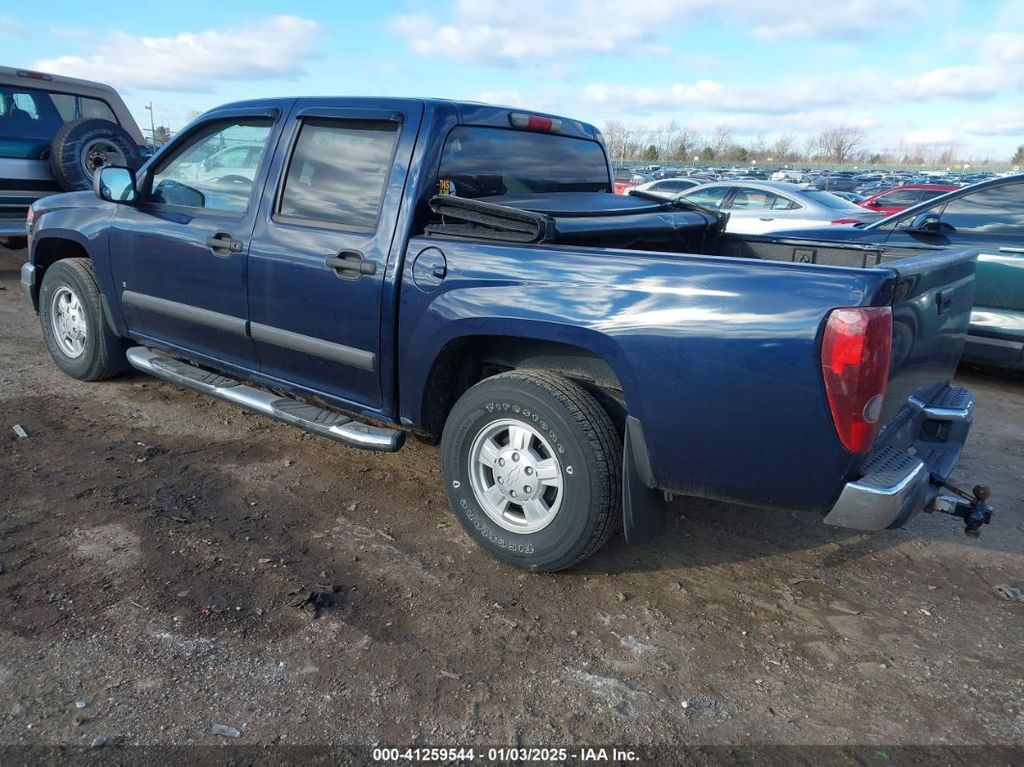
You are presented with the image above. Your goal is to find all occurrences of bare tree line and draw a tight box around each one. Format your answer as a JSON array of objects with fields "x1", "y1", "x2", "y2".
[{"x1": 602, "y1": 120, "x2": 1002, "y2": 167}]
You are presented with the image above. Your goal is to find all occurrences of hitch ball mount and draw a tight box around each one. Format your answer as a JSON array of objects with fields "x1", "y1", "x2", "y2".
[{"x1": 928, "y1": 478, "x2": 993, "y2": 538}]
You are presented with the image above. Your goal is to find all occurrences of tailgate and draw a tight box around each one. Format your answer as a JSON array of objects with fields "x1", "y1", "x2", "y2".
[
  {"x1": 825, "y1": 246, "x2": 993, "y2": 537},
  {"x1": 875, "y1": 246, "x2": 977, "y2": 428}
]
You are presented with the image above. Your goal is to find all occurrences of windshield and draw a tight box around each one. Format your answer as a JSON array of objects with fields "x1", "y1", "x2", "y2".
[{"x1": 437, "y1": 126, "x2": 611, "y2": 198}]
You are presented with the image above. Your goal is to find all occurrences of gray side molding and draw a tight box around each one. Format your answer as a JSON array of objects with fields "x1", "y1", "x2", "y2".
[
  {"x1": 121, "y1": 291, "x2": 247, "y2": 336},
  {"x1": 250, "y1": 322, "x2": 376, "y2": 372}
]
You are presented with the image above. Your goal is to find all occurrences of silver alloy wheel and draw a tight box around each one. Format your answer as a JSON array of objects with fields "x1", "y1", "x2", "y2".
[
  {"x1": 468, "y1": 418, "x2": 564, "y2": 534},
  {"x1": 81, "y1": 138, "x2": 127, "y2": 179},
  {"x1": 50, "y1": 285, "x2": 88, "y2": 358}
]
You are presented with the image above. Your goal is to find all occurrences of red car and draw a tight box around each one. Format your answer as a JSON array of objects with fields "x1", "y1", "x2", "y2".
[{"x1": 857, "y1": 184, "x2": 958, "y2": 216}]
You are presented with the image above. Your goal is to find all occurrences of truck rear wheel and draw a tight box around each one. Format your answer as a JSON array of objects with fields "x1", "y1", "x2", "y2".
[
  {"x1": 441, "y1": 370, "x2": 621, "y2": 571},
  {"x1": 39, "y1": 258, "x2": 127, "y2": 381}
]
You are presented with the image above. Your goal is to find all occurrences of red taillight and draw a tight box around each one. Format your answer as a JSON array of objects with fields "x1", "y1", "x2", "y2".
[
  {"x1": 509, "y1": 112, "x2": 562, "y2": 132},
  {"x1": 830, "y1": 218, "x2": 863, "y2": 225},
  {"x1": 821, "y1": 307, "x2": 892, "y2": 453}
]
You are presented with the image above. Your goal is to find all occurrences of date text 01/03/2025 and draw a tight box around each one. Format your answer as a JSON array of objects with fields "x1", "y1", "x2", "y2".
[{"x1": 371, "y1": 746, "x2": 640, "y2": 762}]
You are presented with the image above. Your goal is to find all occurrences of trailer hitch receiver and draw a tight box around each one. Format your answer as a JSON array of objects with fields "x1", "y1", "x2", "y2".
[{"x1": 929, "y1": 478, "x2": 994, "y2": 538}]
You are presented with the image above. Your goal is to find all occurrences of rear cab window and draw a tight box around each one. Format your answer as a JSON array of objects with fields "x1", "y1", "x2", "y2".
[{"x1": 436, "y1": 126, "x2": 610, "y2": 199}]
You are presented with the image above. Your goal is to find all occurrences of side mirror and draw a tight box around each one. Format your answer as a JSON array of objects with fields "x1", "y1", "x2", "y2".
[
  {"x1": 868, "y1": 199, "x2": 881, "y2": 207},
  {"x1": 909, "y1": 212, "x2": 943, "y2": 232},
  {"x1": 94, "y1": 166, "x2": 137, "y2": 204}
]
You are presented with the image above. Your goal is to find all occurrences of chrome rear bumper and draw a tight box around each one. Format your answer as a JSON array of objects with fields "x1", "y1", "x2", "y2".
[{"x1": 824, "y1": 384, "x2": 974, "y2": 531}]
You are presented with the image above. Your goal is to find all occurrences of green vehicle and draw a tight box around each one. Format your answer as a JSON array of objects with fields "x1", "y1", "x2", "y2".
[
  {"x1": 1, "y1": 65, "x2": 146, "y2": 248},
  {"x1": 773, "y1": 175, "x2": 1024, "y2": 371}
]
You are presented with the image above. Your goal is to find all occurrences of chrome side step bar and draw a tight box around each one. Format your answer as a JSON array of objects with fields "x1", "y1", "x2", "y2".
[{"x1": 126, "y1": 347, "x2": 404, "y2": 452}]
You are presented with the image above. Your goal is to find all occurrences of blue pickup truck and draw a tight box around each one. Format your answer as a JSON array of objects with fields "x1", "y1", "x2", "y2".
[{"x1": 20, "y1": 97, "x2": 994, "y2": 570}]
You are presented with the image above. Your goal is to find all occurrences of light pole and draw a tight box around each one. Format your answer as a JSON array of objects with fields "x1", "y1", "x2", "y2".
[{"x1": 144, "y1": 102, "x2": 156, "y2": 149}]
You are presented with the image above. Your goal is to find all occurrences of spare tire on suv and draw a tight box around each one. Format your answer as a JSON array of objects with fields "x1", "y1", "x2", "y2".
[{"x1": 49, "y1": 118, "x2": 141, "y2": 192}]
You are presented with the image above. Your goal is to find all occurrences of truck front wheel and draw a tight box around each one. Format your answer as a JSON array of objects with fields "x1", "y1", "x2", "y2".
[
  {"x1": 38, "y1": 258, "x2": 126, "y2": 381},
  {"x1": 441, "y1": 370, "x2": 621, "y2": 571}
]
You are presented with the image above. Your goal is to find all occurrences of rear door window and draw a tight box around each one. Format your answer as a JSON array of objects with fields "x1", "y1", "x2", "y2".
[
  {"x1": 727, "y1": 187, "x2": 780, "y2": 210},
  {"x1": 278, "y1": 118, "x2": 400, "y2": 230}
]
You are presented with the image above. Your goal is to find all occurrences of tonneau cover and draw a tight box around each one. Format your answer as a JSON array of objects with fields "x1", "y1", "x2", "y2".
[{"x1": 427, "y1": 192, "x2": 725, "y2": 251}]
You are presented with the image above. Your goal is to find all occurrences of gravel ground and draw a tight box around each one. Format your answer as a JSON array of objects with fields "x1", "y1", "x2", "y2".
[{"x1": 1, "y1": 249, "x2": 1022, "y2": 748}]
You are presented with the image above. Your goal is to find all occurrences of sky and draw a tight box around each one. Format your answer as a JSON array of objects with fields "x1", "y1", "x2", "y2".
[{"x1": 3, "y1": 0, "x2": 1022, "y2": 161}]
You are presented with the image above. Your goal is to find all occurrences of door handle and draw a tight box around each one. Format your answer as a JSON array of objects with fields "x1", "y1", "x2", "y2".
[
  {"x1": 936, "y1": 289, "x2": 953, "y2": 315},
  {"x1": 205, "y1": 231, "x2": 243, "y2": 256},
  {"x1": 325, "y1": 250, "x2": 377, "y2": 278},
  {"x1": 998, "y1": 246, "x2": 1024, "y2": 254},
  {"x1": 758, "y1": 217, "x2": 775, "y2": 221}
]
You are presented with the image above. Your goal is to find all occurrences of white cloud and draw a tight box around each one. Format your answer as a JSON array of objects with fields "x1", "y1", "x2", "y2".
[
  {"x1": 903, "y1": 128, "x2": 956, "y2": 145},
  {"x1": 580, "y1": 70, "x2": 891, "y2": 116},
  {"x1": 894, "y1": 31, "x2": 1024, "y2": 99},
  {"x1": 581, "y1": 20, "x2": 1024, "y2": 119},
  {"x1": 390, "y1": 0, "x2": 929, "y2": 65},
  {"x1": 390, "y1": 0, "x2": 702, "y2": 66},
  {"x1": 748, "y1": 0, "x2": 927, "y2": 40},
  {"x1": 476, "y1": 90, "x2": 523, "y2": 106},
  {"x1": 960, "y1": 111, "x2": 1024, "y2": 136},
  {"x1": 32, "y1": 15, "x2": 322, "y2": 92}
]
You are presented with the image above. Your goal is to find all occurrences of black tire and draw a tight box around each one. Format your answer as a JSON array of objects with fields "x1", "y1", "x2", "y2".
[
  {"x1": 441, "y1": 370, "x2": 622, "y2": 571},
  {"x1": 38, "y1": 258, "x2": 127, "y2": 381},
  {"x1": 49, "y1": 118, "x2": 140, "y2": 192}
]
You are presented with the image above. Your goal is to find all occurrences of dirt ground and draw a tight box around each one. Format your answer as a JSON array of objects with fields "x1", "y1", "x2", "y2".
[{"x1": 1, "y1": 249, "x2": 1022, "y2": 748}]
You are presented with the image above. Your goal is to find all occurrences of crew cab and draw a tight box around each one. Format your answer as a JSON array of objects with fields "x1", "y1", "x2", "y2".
[{"x1": 20, "y1": 98, "x2": 994, "y2": 570}]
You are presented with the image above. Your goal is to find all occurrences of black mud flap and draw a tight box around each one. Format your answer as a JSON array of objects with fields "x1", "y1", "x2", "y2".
[{"x1": 622, "y1": 417, "x2": 666, "y2": 545}]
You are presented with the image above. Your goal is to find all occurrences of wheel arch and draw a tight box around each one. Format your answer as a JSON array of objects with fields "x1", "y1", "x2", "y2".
[
  {"x1": 417, "y1": 334, "x2": 630, "y2": 441},
  {"x1": 26, "y1": 234, "x2": 92, "y2": 311},
  {"x1": 418, "y1": 332, "x2": 667, "y2": 548}
]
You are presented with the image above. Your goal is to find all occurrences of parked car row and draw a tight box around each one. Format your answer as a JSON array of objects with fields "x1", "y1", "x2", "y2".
[{"x1": 615, "y1": 163, "x2": 1003, "y2": 199}]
